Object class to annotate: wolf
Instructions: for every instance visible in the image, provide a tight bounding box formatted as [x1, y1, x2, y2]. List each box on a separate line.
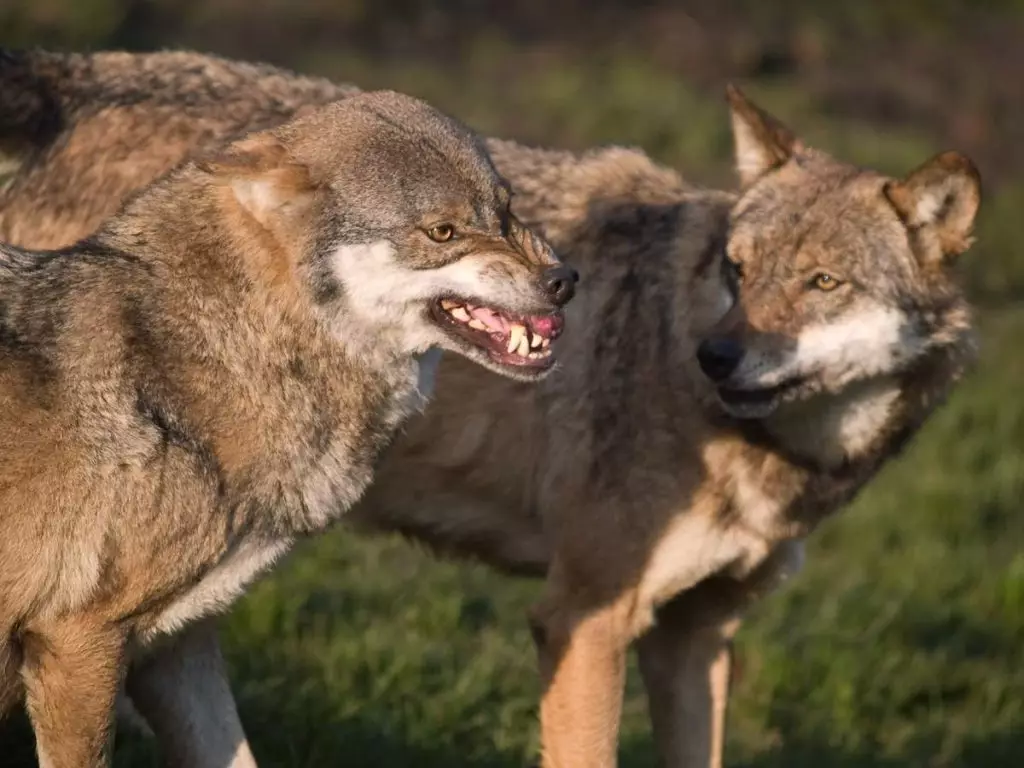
[0, 49, 981, 768]
[0, 87, 573, 768]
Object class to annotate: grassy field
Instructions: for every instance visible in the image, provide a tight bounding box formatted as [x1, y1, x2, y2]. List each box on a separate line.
[2, 5, 1024, 766]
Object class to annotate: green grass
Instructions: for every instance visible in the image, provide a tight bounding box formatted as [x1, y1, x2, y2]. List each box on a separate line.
[2, 29, 1024, 768]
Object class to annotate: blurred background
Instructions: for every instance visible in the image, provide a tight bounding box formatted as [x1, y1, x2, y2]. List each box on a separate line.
[3, 1, 1024, 766]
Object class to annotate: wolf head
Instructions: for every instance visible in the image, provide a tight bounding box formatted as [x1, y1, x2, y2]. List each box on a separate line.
[697, 86, 980, 422]
[199, 90, 576, 381]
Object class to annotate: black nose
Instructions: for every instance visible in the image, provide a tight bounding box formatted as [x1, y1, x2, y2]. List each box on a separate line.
[541, 265, 578, 306]
[696, 338, 743, 382]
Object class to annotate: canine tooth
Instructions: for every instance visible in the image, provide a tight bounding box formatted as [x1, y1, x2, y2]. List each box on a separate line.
[516, 333, 531, 356]
[468, 319, 487, 331]
[441, 299, 458, 310]
[530, 332, 542, 349]
[451, 307, 470, 322]
[507, 324, 525, 353]
[540, 337, 550, 349]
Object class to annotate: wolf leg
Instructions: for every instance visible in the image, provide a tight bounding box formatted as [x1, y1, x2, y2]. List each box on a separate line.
[126, 618, 257, 768]
[20, 618, 126, 768]
[529, 559, 635, 768]
[636, 597, 741, 768]
[636, 540, 806, 768]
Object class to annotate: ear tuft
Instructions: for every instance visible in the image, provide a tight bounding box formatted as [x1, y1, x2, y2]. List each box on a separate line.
[884, 150, 982, 260]
[725, 83, 802, 188]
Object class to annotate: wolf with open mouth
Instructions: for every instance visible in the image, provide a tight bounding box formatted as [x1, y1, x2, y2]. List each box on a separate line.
[0, 86, 575, 768]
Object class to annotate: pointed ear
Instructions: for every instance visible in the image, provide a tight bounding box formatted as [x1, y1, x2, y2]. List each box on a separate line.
[725, 83, 802, 188]
[884, 151, 981, 261]
[199, 133, 316, 228]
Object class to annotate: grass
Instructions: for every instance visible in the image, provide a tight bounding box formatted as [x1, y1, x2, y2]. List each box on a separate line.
[1, 28, 1024, 768]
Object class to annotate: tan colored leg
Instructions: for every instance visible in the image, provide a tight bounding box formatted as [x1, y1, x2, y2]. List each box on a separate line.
[530, 561, 637, 768]
[20, 619, 126, 768]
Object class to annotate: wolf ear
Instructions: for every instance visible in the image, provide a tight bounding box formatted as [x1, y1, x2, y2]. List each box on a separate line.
[726, 84, 802, 189]
[199, 133, 316, 228]
[884, 151, 981, 262]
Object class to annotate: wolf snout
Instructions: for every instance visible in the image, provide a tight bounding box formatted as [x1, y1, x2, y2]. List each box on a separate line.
[541, 265, 578, 306]
[697, 338, 744, 382]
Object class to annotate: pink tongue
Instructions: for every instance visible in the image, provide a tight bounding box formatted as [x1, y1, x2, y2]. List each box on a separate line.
[470, 306, 510, 334]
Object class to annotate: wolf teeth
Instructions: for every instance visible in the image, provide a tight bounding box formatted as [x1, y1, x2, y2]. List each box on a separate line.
[442, 304, 549, 361]
[507, 324, 525, 354]
[516, 333, 531, 356]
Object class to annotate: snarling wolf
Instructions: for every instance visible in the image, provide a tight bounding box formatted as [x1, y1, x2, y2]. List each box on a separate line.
[0, 85, 572, 768]
[0, 49, 980, 768]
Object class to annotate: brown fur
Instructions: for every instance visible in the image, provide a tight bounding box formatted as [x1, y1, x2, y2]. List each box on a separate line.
[0, 49, 982, 768]
[0, 48, 357, 248]
[0, 87, 567, 767]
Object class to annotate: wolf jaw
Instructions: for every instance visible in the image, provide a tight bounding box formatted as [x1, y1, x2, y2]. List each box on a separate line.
[431, 297, 562, 369]
[711, 301, 931, 420]
[330, 237, 571, 383]
[710, 286, 965, 424]
[716, 377, 804, 415]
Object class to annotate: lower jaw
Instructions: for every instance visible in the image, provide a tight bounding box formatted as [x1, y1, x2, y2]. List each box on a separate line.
[432, 314, 555, 373]
[716, 381, 803, 418]
[486, 348, 554, 373]
[719, 398, 779, 419]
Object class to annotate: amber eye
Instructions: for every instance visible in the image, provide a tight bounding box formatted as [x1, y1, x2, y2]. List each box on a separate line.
[814, 273, 841, 291]
[427, 224, 456, 243]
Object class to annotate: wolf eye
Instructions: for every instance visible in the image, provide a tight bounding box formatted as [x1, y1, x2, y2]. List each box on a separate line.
[813, 273, 841, 291]
[427, 224, 456, 243]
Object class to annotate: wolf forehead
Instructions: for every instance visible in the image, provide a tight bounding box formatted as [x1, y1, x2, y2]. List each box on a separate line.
[729, 160, 926, 283]
[274, 90, 509, 220]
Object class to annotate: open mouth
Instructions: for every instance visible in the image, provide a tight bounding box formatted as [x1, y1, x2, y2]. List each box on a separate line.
[717, 377, 804, 407]
[431, 298, 563, 370]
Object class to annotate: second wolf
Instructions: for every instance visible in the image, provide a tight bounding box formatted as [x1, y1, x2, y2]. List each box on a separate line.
[0, 50, 981, 768]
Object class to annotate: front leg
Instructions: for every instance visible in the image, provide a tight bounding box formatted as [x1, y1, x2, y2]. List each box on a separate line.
[20, 618, 126, 768]
[636, 540, 806, 768]
[636, 594, 741, 768]
[529, 559, 638, 768]
[126, 618, 257, 768]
